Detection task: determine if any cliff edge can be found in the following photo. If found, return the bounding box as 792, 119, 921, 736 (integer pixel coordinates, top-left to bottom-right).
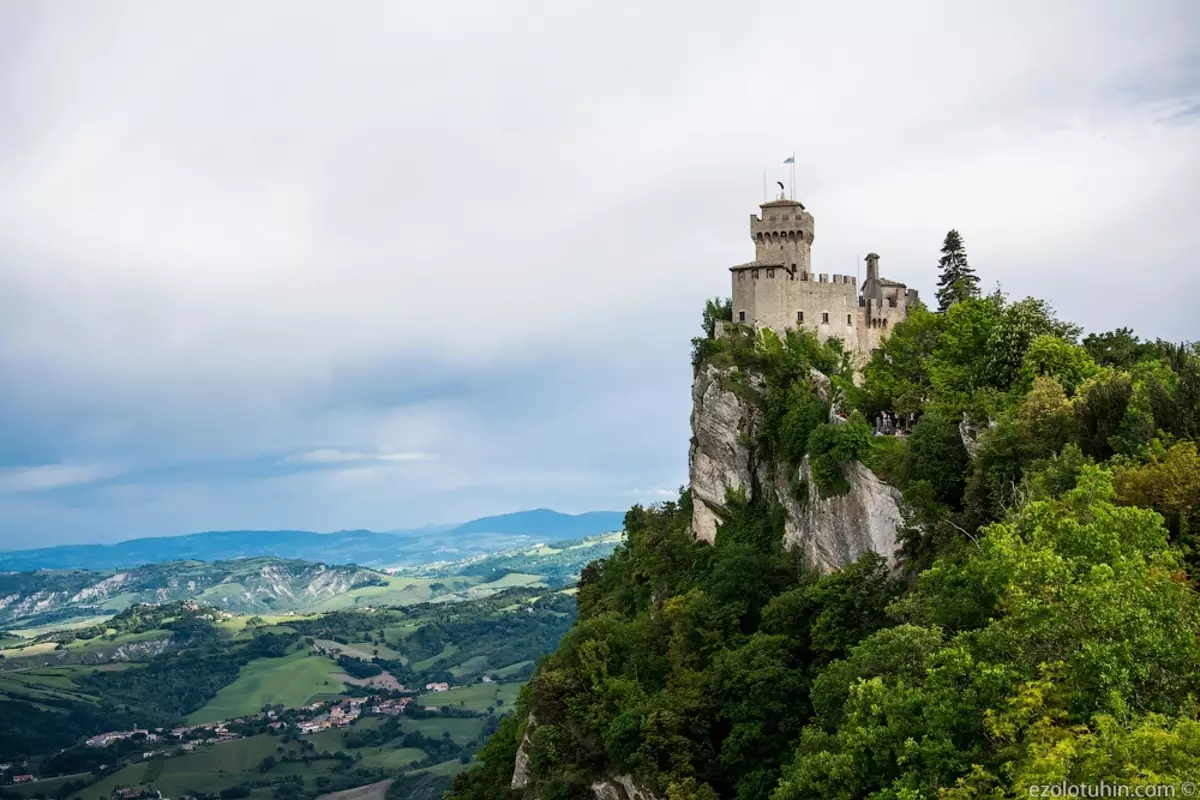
688, 361, 901, 571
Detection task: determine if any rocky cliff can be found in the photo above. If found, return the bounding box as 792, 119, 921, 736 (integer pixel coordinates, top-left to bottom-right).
512, 711, 659, 800
688, 362, 901, 571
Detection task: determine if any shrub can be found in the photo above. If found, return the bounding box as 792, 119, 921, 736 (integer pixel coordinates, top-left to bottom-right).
806, 413, 871, 495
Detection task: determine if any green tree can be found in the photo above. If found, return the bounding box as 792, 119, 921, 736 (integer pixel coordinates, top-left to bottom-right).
1073, 370, 1133, 460
1082, 327, 1146, 369
805, 413, 872, 495
1114, 441, 1200, 561
777, 466, 1200, 799
934, 229, 978, 311
1014, 335, 1099, 396
979, 297, 1082, 396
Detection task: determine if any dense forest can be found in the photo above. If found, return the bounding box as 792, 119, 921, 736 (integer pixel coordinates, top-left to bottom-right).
451, 281, 1200, 798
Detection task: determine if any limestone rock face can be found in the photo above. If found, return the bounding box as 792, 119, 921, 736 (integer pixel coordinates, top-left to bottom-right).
688, 363, 762, 544
510, 713, 537, 790
959, 413, 995, 460
590, 776, 660, 800
687, 362, 901, 570
776, 459, 901, 571
809, 367, 831, 402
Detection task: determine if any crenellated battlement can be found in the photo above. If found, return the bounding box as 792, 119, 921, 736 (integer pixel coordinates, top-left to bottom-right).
729, 193, 918, 361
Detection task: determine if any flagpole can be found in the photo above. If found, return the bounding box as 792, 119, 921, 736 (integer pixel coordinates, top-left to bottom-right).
790, 148, 795, 200
763, 170, 767, 203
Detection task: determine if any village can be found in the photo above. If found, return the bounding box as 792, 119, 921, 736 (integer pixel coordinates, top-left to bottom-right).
0, 680, 463, 793
80, 685, 460, 750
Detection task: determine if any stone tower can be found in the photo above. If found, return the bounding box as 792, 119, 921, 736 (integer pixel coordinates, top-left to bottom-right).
729, 194, 918, 361
751, 195, 815, 278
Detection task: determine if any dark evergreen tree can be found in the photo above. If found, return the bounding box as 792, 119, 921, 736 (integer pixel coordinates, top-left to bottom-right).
934, 229, 978, 311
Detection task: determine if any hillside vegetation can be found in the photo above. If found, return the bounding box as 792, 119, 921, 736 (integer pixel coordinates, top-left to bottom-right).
451, 290, 1200, 800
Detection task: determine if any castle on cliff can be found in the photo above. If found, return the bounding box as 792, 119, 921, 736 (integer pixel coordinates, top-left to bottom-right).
730, 193, 918, 359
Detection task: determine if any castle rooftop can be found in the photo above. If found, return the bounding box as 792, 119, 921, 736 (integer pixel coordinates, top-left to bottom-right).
760, 198, 806, 210
730, 260, 785, 271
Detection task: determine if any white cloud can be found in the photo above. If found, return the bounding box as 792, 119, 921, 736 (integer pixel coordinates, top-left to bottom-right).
377, 452, 434, 463
284, 450, 433, 465
0, 0, 1197, 542
284, 450, 372, 464
0, 462, 121, 493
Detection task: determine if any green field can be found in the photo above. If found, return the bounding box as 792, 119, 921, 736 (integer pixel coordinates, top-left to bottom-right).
314, 638, 407, 662
355, 746, 427, 769
188, 650, 345, 723
409, 759, 471, 777
306, 576, 480, 612
85, 735, 300, 798
417, 681, 520, 712
493, 660, 533, 678
0, 667, 100, 705
410, 643, 458, 672
3, 773, 92, 798
399, 715, 485, 745
6, 615, 114, 637
467, 573, 547, 595
449, 655, 489, 677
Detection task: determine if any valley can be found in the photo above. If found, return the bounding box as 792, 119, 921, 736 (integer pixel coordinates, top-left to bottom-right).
0, 532, 619, 800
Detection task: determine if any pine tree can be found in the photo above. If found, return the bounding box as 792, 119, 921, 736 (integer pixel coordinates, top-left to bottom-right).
934, 229, 979, 311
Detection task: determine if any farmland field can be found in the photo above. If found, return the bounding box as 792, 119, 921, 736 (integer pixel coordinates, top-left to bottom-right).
410, 759, 471, 777
493, 660, 533, 678
399, 715, 485, 745
410, 643, 457, 672
355, 746, 426, 769
315, 638, 407, 662
467, 573, 546, 595
416, 681, 520, 712
84, 735, 301, 798
317, 778, 394, 800
0, 667, 100, 705
188, 649, 345, 723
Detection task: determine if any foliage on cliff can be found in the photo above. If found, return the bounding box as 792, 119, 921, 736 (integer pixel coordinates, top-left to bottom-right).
450, 287, 1200, 800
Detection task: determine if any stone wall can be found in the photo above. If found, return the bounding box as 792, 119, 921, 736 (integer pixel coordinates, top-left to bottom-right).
732, 268, 862, 351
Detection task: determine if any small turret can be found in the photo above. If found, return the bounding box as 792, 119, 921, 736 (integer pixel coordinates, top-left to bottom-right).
865, 253, 880, 283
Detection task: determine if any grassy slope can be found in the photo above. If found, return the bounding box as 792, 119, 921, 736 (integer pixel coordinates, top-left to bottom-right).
400, 715, 485, 745
85, 735, 290, 797
187, 650, 347, 723
416, 681, 520, 712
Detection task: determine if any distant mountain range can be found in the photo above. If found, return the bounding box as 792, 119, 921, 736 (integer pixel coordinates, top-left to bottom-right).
0, 531, 623, 630
0, 508, 625, 572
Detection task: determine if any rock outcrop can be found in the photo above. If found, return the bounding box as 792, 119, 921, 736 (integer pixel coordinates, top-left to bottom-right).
511, 713, 659, 800
590, 776, 660, 800
511, 714, 537, 790
959, 413, 991, 459
773, 459, 901, 570
688, 362, 901, 571
688, 363, 763, 544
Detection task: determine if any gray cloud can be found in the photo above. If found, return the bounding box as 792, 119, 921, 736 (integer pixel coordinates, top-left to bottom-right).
1, 1, 1198, 545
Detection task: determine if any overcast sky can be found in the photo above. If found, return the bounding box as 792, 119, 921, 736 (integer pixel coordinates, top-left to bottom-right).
1, 1, 1198, 547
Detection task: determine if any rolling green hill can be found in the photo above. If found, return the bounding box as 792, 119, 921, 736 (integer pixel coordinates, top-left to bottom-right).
0, 532, 620, 633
